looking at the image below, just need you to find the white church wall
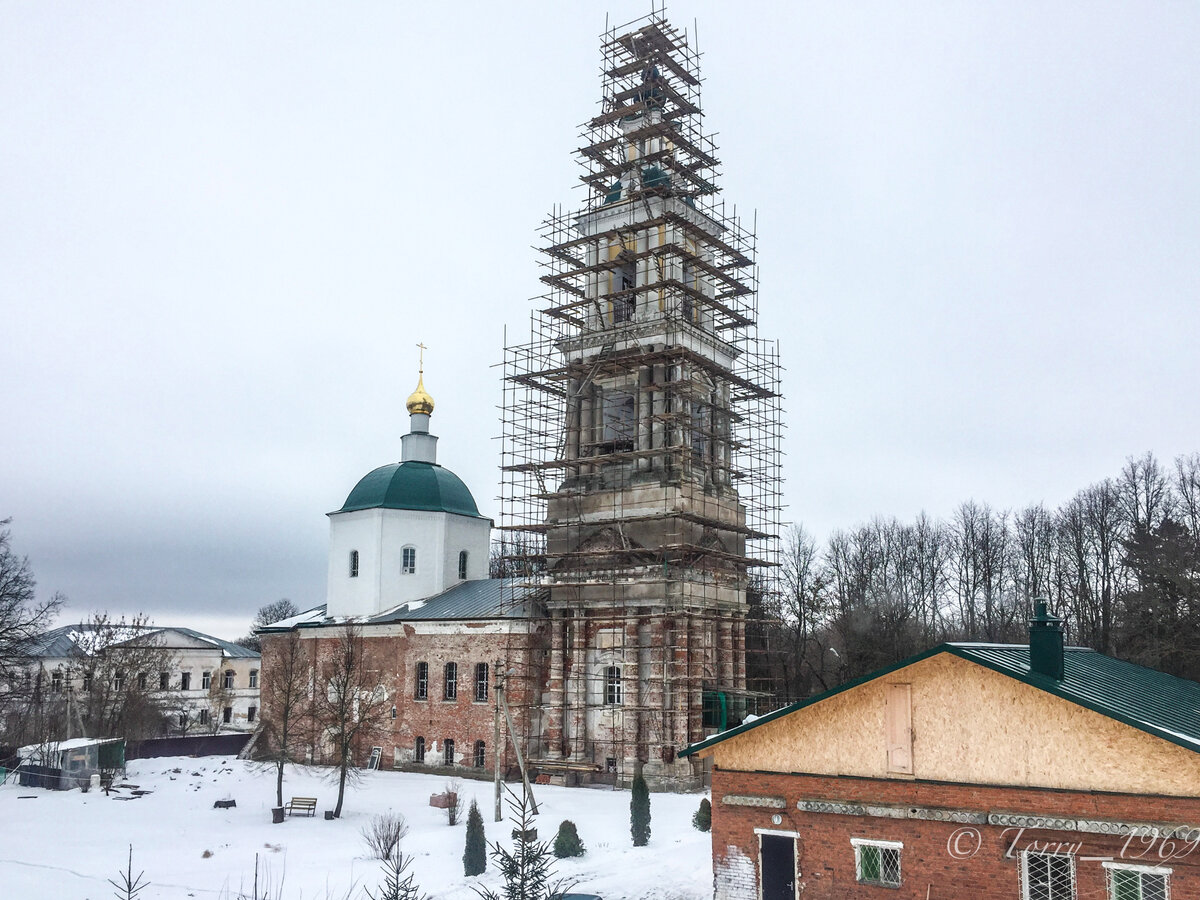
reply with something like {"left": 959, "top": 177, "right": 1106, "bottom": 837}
{"left": 441, "top": 514, "right": 491, "bottom": 584}
{"left": 326, "top": 508, "right": 385, "bottom": 618}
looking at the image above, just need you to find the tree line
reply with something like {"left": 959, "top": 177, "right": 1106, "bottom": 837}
{"left": 748, "top": 452, "right": 1200, "bottom": 702}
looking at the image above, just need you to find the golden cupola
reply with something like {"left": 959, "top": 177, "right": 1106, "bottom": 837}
{"left": 406, "top": 371, "right": 435, "bottom": 416}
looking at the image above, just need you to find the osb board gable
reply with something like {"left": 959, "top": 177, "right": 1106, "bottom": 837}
{"left": 711, "top": 652, "right": 1200, "bottom": 797}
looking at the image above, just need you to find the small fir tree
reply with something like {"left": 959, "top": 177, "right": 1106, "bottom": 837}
{"left": 630, "top": 772, "right": 651, "bottom": 847}
{"left": 692, "top": 797, "right": 712, "bottom": 832}
{"left": 366, "top": 850, "right": 428, "bottom": 900}
{"left": 472, "top": 785, "right": 571, "bottom": 900}
{"left": 552, "top": 820, "right": 585, "bottom": 859}
{"left": 464, "top": 799, "right": 487, "bottom": 877}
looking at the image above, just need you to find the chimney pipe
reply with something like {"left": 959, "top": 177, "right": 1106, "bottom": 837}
{"left": 1029, "top": 599, "right": 1064, "bottom": 680}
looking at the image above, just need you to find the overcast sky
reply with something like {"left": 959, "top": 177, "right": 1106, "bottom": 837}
{"left": 2, "top": 2, "right": 1197, "bottom": 641}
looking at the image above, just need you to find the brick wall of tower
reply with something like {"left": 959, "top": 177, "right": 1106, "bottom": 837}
{"left": 710, "top": 767, "right": 1200, "bottom": 899}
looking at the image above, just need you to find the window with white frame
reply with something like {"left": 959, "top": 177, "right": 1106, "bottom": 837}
{"left": 1104, "top": 862, "right": 1170, "bottom": 900}
{"left": 604, "top": 666, "right": 622, "bottom": 705}
{"left": 458, "top": 550, "right": 468, "bottom": 580}
{"left": 851, "top": 838, "right": 901, "bottom": 888}
{"left": 1021, "top": 851, "right": 1076, "bottom": 900}
{"left": 402, "top": 547, "right": 416, "bottom": 574}
{"left": 202, "top": 671, "right": 212, "bottom": 689}
{"left": 349, "top": 549, "right": 359, "bottom": 577}
{"left": 223, "top": 670, "right": 234, "bottom": 689}
{"left": 249, "top": 669, "right": 258, "bottom": 688}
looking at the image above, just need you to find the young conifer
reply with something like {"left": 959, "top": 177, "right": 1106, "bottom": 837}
{"left": 463, "top": 799, "right": 487, "bottom": 877}
{"left": 630, "top": 773, "right": 651, "bottom": 847}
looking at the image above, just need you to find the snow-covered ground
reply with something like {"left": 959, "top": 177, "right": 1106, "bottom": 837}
{"left": 0, "top": 757, "right": 712, "bottom": 899}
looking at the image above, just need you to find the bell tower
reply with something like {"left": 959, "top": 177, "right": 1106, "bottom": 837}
{"left": 500, "top": 12, "right": 781, "bottom": 789}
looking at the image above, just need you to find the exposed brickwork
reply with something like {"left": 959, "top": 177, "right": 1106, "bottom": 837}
{"left": 711, "top": 768, "right": 1200, "bottom": 899}
{"left": 261, "top": 624, "right": 545, "bottom": 778}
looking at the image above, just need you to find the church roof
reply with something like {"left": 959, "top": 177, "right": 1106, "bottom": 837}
{"left": 336, "top": 460, "right": 483, "bottom": 518}
{"left": 258, "top": 578, "right": 547, "bottom": 631}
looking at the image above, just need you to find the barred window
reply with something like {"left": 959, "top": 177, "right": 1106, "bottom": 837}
{"left": 1022, "top": 851, "right": 1075, "bottom": 900}
{"left": 415, "top": 662, "right": 428, "bottom": 700}
{"left": 443, "top": 738, "right": 455, "bottom": 767}
{"left": 1105, "top": 863, "right": 1169, "bottom": 900}
{"left": 415, "top": 736, "right": 425, "bottom": 763}
{"left": 402, "top": 546, "right": 416, "bottom": 575}
{"left": 444, "top": 662, "right": 458, "bottom": 700}
{"left": 475, "top": 663, "right": 489, "bottom": 702}
{"left": 474, "top": 740, "right": 486, "bottom": 768}
{"left": 852, "top": 839, "right": 901, "bottom": 888}
{"left": 458, "top": 550, "right": 469, "bottom": 580}
{"left": 349, "top": 549, "right": 359, "bottom": 577}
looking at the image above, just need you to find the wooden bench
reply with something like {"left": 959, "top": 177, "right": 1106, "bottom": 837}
{"left": 285, "top": 797, "right": 317, "bottom": 817}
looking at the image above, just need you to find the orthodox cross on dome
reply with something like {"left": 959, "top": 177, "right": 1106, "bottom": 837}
{"left": 406, "top": 342, "right": 434, "bottom": 416}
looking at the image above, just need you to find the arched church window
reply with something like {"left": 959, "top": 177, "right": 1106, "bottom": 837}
{"left": 349, "top": 550, "right": 359, "bottom": 578}
{"left": 605, "top": 666, "right": 622, "bottom": 705}
{"left": 443, "top": 738, "right": 455, "bottom": 767}
{"left": 474, "top": 662, "right": 489, "bottom": 702}
{"left": 415, "top": 736, "right": 425, "bottom": 763}
{"left": 402, "top": 546, "right": 416, "bottom": 575}
{"left": 473, "top": 740, "right": 486, "bottom": 768}
{"left": 415, "top": 662, "right": 428, "bottom": 700}
{"left": 458, "top": 550, "right": 468, "bottom": 580}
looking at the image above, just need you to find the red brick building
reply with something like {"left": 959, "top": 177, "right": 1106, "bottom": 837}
{"left": 682, "top": 605, "right": 1200, "bottom": 899}
{"left": 259, "top": 579, "right": 545, "bottom": 776}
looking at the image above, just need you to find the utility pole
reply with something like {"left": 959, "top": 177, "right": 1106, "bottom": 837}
{"left": 493, "top": 658, "right": 502, "bottom": 822}
{"left": 496, "top": 665, "right": 537, "bottom": 815}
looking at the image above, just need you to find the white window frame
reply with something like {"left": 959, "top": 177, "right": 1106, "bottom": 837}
{"left": 349, "top": 549, "right": 359, "bottom": 578}
{"left": 604, "top": 665, "right": 622, "bottom": 705}
{"left": 850, "top": 838, "right": 902, "bottom": 888}
{"left": 402, "top": 546, "right": 416, "bottom": 575}
{"left": 1020, "top": 850, "right": 1077, "bottom": 900}
{"left": 1103, "top": 861, "right": 1171, "bottom": 900}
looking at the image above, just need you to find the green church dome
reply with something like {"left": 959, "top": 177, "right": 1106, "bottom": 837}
{"left": 339, "top": 461, "right": 482, "bottom": 517}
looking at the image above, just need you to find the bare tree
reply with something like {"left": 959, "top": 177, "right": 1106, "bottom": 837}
{"left": 311, "top": 622, "right": 390, "bottom": 817}
{"left": 0, "top": 519, "right": 64, "bottom": 712}
{"left": 1173, "top": 453, "right": 1200, "bottom": 539}
{"left": 71, "top": 613, "right": 179, "bottom": 741}
{"left": 236, "top": 599, "right": 301, "bottom": 652}
{"left": 259, "top": 629, "right": 313, "bottom": 809}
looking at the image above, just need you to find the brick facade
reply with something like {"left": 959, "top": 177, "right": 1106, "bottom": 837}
{"left": 711, "top": 767, "right": 1200, "bottom": 899}
{"left": 261, "top": 622, "right": 547, "bottom": 779}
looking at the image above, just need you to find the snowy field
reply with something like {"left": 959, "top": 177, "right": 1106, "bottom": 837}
{"left": 0, "top": 757, "right": 713, "bottom": 900}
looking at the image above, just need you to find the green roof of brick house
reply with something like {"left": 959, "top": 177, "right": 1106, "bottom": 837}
{"left": 680, "top": 642, "right": 1200, "bottom": 759}
{"left": 336, "top": 461, "right": 483, "bottom": 518}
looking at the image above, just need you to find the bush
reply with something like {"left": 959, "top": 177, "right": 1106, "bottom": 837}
{"left": 362, "top": 812, "right": 409, "bottom": 862}
{"left": 463, "top": 799, "right": 487, "bottom": 876}
{"left": 630, "top": 773, "right": 651, "bottom": 847}
{"left": 552, "top": 820, "right": 585, "bottom": 858}
{"left": 692, "top": 797, "right": 711, "bottom": 832}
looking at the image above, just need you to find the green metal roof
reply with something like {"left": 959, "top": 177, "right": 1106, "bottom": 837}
{"left": 680, "top": 642, "right": 1200, "bottom": 759}
{"left": 337, "top": 461, "right": 483, "bottom": 518}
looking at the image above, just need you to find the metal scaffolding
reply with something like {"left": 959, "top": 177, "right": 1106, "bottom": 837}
{"left": 496, "top": 9, "right": 783, "bottom": 788}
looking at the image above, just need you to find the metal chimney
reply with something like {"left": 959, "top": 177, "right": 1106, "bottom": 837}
{"left": 1029, "top": 599, "right": 1064, "bottom": 680}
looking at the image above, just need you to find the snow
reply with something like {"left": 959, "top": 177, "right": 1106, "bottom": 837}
{"left": 0, "top": 757, "right": 713, "bottom": 899}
